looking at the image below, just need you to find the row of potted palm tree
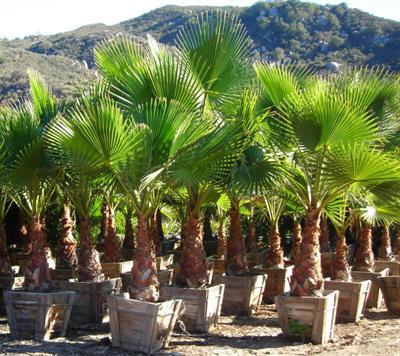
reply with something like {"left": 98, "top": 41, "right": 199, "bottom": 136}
{"left": 0, "top": 10, "right": 399, "bottom": 352}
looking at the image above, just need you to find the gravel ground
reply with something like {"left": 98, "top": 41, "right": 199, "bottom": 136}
{"left": 0, "top": 305, "right": 398, "bottom": 355}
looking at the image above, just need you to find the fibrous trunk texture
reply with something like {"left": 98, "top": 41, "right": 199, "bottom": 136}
{"left": 394, "top": 225, "right": 400, "bottom": 255}
{"left": 78, "top": 215, "right": 104, "bottom": 281}
{"left": 24, "top": 216, "right": 51, "bottom": 292}
{"left": 246, "top": 221, "right": 257, "bottom": 252}
{"left": 130, "top": 212, "right": 159, "bottom": 301}
{"left": 156, "top": 209, "right": 164, "bottom": 242}
{"left": 178, "top": 209, "right": 208, "bottom": 287}
{"left": 227, "top": 198, "right": 248, "bottom": 275}
{"left": 319, "top": 217, "right": 330, "bottom": 252}
{"left": 150, "top": 212, "right": 161, "bottom": 257}
{"left": 216, "top": 219, "right": 227, "bottom": 260}
{"left": 56, "top": 203, "right": 78, "bottom": 270}
{"left": 332, "top": 230, "right": 351, "bottom": 281}
{"left": 0, "top": 222, "right": 12, "bottom": 276}
{"left": 353, "top": 224, "right": 375, "bottom": 272}
{"left": 290, "top": 207, "right": 324, "bottom": 297}
{"left": 290, "top": 222, "right": 302, "bottom": 260}
{"left": 122, "top": 210, "right": 135, "bottom": 250}
{"left": 265, "top": 226, "right": 284, "bottom": 268}
{"left": 99, "top": 200, "right": 110, "bottom": 245}
{"left": 104, "top": 206, "right": 122, "bottom": 262}
{"left": 378, "top": 225, "right": 393, "bottom": 261}
{"left": 203, "top": 208, "right": 213, "bottom": 241}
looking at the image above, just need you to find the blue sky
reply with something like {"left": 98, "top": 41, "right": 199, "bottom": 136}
{"left": 1, "top": 0, "right": 399, "bottom": 39}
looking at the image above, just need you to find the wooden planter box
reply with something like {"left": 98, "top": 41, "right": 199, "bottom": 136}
{"left": 59, "top": 278, "right": 121, "bottom": 326}
{"left": 251, "top": 265, "right": 293, "bottom": 303}
{"left": 159, "top": 284, "right": 225, "bottom": 333}
{"left": 108, "top": 294, "right": 182, "bottom": 354}
{"left": 101, "top": 261, "right": 133, "bottom": 279}
{"left": 378, "top": 276, "right": 400, "bottom": 314}
{"left": 321, "top": 252, "right": 335, "bottom": 278}
{"left": 0, "top": 276, "right": 24, "bottom": 314}
{"left": 351, "top": 268, "right": 389, "bottom": 309}
{"left": 375, "top": 260, "right": 400, "bottom": 276}
{"left": 156, "top": 254, "right": 174, "bottom": 270}
{"left": 50, "top": 268, "right": 77, "bottom": 281}
{"left": 325, "top": 280, "right": 371, "bottom": 322}
{"left": 120, "top": 269, "right": 174, "bottom": 292}
{"left": 10, "top": 252, "right": 29, "bottom": 266}
{"left": 209, "top": 258, "right": 226, "bottom": 275}
{"left": 275, "top": 290, "right": 339, "bottom": 345}
{"left": 245, "top": 252, "right": 264, "bottom": 268}
{"left": 4, "top": 291, "right": 76, "bottom": 340}
{"left": 212, "top": 274, "right": 267, "bottom": 316}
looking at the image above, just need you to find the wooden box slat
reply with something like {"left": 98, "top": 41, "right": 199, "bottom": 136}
{"left": 101, "top": 261, "right": 133, "bottom": 279}
{"left": 156, "top": 254, "right": 174, "bottom": 270}
{"left": 245, "top": 252, "right": 264, "bottom": 268}
{"left": 378, "top": 276, "right": 400, "bottom": 314}
{"left": 374, "top": 260, "right": 400, "bottom": 276}
{"left": 120, "top": 269, "right": 173, "bottom": 292}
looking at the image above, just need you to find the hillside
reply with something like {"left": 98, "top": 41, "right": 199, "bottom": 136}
{"left": 1, "top": 1, "right": 399, "bottom": 103}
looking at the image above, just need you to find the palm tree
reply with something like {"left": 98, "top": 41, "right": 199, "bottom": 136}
{"left": 1, "top": 71, "right": 59, "bottom": 291}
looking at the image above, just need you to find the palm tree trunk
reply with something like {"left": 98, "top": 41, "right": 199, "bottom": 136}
{"left": 332, "top": 230, "right": 351, "bottom": 281}
{"left": 130, "top": 212, "right": 159, "bottom": 301}
{"left": 122, "top": 210, "right": 135, "bottom": 250}
{"left": 78, "top": 214, "right": 104, "bottom": 281}
{"left": 378, "top": 225, "right": 393, "bottom": 260}
{"left": 290, "top": 206, "right": 324, "bottom": 297}
{"left": 290, "top": 221, "right": 302, "bottom": 260}
{"left": 56, "top": 203, "right": 78, "bottom": 270}
{"left": 99, "top": 199, "right": 110, "bottom": 245}
{"left": 227, "top": 198, "right": 248, "bottom": 275}
{"left": 265, "top": 225, "right": 284, "bottom": 268}
{"left": 319, "top": 217, "right": 330, "bottom": 252}
{"left": 394, "top": 224, "right": 400, "bottom": 255}
{"left": 216, "top": 218, "right": 227, "bottom": 260}
{"left": 246, "top": 220, "right": 257, "bottom": 252}
{"left": 177, "top": 208, "right": 208, "bottom": 287}
{"left": 156, "top": 209, "right": 164, "bottom": 242}
{"left": 353, "top": 224, "right": 375, "bottom": 272}
{"left": 203, "top": 208, "right": 213, "bottom": 241}
{"left": 150, "top": 212, "right": 161, "bottom": 257}
{"left": 104, "top": 206, "right": 122, "bottom": 262}
{"left": 0, "top": 222, "right": 12, "bottom": 276}
{"left": 24, "top": 216, "right": 51, "bottom": 292}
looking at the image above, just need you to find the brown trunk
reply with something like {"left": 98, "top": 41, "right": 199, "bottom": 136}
{"left": 78, "top": 214, "right": 104, "bottom": 281}
{"left": 156, "top": 209, "right": 164, "bottom": 242}
{"left": 378, "top": 225, "right": 393, "bottom": 260}
{"left": 99, "top": 199, "right": 110, "bottom": 244}
{"left": 24, "top": 216, "right": 51, "bottom": 292}
{"left": 122, "top": 210, "right": 135, "bottom": 250}
{"left": 265, "top": 225, "right": 284, "bottom": 268}
{"left": 319, "top": 217, "right": 330, "bottom": 252}
{"left": 227, "top": 198, "right": 248, "bottom": 275}
{"left": 290, "top": 221, "right": 302, "bottom": 260}
{"left": 246, "top": 221, "right": 257, "bottom": 252}
{"left": 0, "top": 222, "right": 12, "bottom": 276}
{"left": 353, "top": 224, "right": 375, "bottom": 272}
{"left": 216, "top": 219, "right": 227, "bottom": 260}
{"left": 394, "top": 224, "right": 400, "bottom": 255}
{"left": 332, "top": 230, "right": 351, "bottom": 281}
{"left": 203, "top": 208, "right": 213, "bottom": 241}
{"left": 290, "top": 207, "right": 324, "bottom": 297}
{"left": 103, "top": 206, "right": 122, "bottom": 262}
{"left": 130, "top": 212, "right": 159, "bottom": 301}
{"left": 177, "top": 208, "right": 208, "bottom": 287}
{"left": 149, "top": 212, "right": 161, "bottom": 257}
{"left": 21, "top": 222, "right": 31, "bottom": 254}
{"left": 56, "top": 203, "right": 78, "bottom": 270}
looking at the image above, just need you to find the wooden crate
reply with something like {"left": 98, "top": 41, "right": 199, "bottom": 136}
{"left": 4, "top": 290, "right": 76, "bottom": 341}
{"left": 375, "top": 260, "right": 400, "bottom": 276}
{"left": 10, "top": 252, "right": 29, "bottom": 266}
{"left": 351, "top": 268, "right": 390, "bottom": 308}
{"left": 212, "top": 274, "right": 267, "bottom": 316}
{"left": 251, "top": 265, "right": 293, "bottom": 303}
{"left": 275, "top": 290, "right": 339, "bottom": 345}
{"left": 101, "top": 261, "right": 133, "bottom": 279}
{"left": 325, "top": 280, "right": 371, "bottom": 322}
{"left": 120, "top": 269, "right": 173, "bottom": 292}
{"left": 0, "top": 276, "right": 24, "bottom": 314}
{"left": 378, "top": 276, "right": 400, "bottom": 314}
{"left": 156, "top": 254, "right": 174, "bottom": 270}
{"left": 108, "top": 295, "right": 182, "bottom": 354}
{"left": 159, "top": 284, "right": 225, "bottom": 333}
{"left": 50, "top": 269, "right": 77, "bottom": 281}
{"left": 210, "top": 258, "right": 226, "bottom": 275}
{"left": 59, "top": 278, "right": 121, "bottom": 326}
{"left": 321, "top": 252, "right": 335, "bottom": 278}
{"left": 245, "top": 252, "right": 264, "bottom": 268}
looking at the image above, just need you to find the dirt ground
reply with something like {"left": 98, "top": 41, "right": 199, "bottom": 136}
{"left": 0, "top": 305, "right": 398, "bottom": 355}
